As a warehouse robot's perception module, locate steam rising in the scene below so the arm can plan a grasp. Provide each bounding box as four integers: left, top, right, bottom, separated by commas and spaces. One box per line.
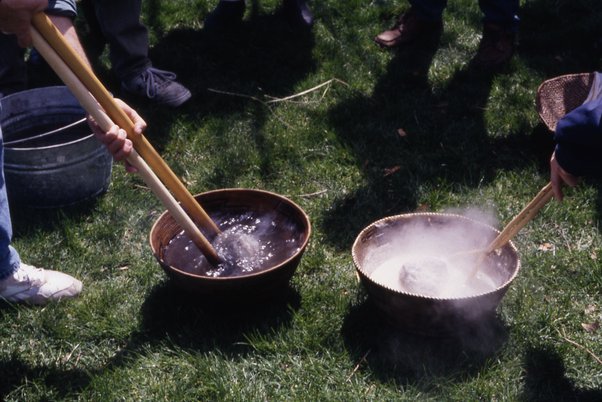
365, 211, 502, 298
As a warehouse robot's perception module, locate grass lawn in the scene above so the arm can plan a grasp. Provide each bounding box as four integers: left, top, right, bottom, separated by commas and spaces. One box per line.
1, 0, 602, 400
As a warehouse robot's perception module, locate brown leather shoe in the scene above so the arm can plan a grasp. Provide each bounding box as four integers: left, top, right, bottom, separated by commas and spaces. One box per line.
472, 23, 516, 69
374, 9, 443, 48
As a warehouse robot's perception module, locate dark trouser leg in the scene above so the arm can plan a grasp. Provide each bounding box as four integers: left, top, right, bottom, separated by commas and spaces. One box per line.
0, 35, 26, 97
79, 0, 107, 59
473, 0, 518, 68
86, 0, 151, 81
479, 0, 520, 30
409, 0, 448, 21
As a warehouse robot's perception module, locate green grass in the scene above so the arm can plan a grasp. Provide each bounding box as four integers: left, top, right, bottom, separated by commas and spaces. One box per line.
2, 0, 602, 400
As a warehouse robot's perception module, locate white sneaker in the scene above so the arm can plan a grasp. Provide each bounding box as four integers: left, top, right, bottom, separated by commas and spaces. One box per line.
0, 263, 83, 305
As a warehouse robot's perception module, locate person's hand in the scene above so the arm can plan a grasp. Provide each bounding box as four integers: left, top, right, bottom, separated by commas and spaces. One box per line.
550, 150, 579, 201
0, 0, 48, 47
88, 99, 146, 173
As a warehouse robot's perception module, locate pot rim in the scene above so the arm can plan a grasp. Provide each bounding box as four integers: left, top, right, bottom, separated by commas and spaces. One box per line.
149, 187, 312, 281
351, 212, 521, 301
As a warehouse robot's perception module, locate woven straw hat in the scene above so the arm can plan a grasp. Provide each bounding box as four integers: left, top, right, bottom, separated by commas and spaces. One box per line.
536, 72, 594, 132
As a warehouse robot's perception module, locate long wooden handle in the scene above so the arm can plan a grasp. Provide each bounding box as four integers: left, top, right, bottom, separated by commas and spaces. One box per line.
31, 12, 220, 237
486, 182, 554, 253
30, 27, 221, 265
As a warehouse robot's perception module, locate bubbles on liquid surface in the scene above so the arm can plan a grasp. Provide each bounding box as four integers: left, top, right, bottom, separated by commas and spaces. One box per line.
163, 210, 302, 278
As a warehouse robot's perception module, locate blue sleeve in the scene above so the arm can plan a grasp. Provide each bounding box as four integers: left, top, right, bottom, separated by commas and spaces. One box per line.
46, 0, 77, 18
553, 96, 602, 178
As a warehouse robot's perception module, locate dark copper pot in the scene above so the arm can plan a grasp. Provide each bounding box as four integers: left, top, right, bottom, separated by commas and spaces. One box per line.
352, 213, 520, 335
150, 188, 311, 299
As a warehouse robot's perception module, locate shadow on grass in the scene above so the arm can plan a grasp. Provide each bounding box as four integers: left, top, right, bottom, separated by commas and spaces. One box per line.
521, 346, 602, 401
520, 0, 602, 227
0, 282, 301, 398
62, 2, 317, 190
321, 2, 602, 251
322, 45, 550, 250
9, 197, 105, 238
519, 0, 602, 76
341, 297, 508, 385
122, 11, 316, 187
0, 357, 90, 400
0, 281, 300, 396
0, 301, 92, 399
321, 41, 441, 248
120, 281, 301, 354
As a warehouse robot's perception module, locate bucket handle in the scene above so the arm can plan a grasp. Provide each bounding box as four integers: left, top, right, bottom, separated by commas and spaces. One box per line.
4, 117, 87, 147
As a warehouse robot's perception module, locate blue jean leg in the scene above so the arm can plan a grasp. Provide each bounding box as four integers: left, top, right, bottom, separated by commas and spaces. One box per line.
0, 119, 21, 280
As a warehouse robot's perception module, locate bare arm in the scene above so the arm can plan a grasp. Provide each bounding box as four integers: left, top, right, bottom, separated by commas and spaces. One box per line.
47, 14, 92, 67
550, 150, 580, 202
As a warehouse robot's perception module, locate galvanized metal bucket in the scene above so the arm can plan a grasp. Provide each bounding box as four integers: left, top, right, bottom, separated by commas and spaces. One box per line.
0, 86, 113, 208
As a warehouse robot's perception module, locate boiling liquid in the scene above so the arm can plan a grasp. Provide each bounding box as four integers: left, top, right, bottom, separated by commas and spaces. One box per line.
370, 254, 498, 298
162, 210, 303, 278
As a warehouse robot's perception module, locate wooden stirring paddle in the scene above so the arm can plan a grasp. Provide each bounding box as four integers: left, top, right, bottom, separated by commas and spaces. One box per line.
30, 21, 222, 265
31, 13, 220, 237
485, 182, 554, 254
463, 182, 554, 279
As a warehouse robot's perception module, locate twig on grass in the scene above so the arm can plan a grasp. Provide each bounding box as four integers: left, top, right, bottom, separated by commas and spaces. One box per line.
207, 88, 266, 104
265, 78, 349, 104
207, 87, 292, 128
207, 78, 349, 128
557, 328, 602, 365
347, 349, 371, 382
63, 343, 80, 365
299, 189, 327, 198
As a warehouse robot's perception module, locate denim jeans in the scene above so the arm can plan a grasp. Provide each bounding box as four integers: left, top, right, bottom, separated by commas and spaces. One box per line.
410, 0, 519, 28
0, 111, 21, 280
